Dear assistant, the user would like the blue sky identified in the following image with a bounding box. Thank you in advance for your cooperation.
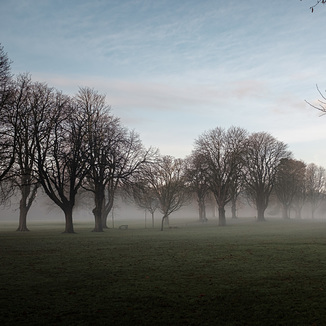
[1,0,326,166]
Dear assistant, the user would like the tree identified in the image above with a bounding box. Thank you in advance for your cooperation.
[243,132,291,221]
[7,74,40,231]
[185,152,210,222]
[194,126,248,226]
[76,87,118,232]
[274,158,306,219]
[34,90,88,233]
[141,155,189,231]
[305,163,326,218]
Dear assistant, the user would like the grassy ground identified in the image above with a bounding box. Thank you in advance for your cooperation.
[1,219,326,325]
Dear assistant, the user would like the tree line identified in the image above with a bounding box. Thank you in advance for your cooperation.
[1,44,325,232]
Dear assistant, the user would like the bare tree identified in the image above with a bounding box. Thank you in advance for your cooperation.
[6,74,41,231]
[75,87,117,232]
[305,163,326,218]
[141,155,189,231]
[243,132,291,221]
[194,126,248,226]
[34,90,88,233]
[274,158,306,219]
[185,152,210,222]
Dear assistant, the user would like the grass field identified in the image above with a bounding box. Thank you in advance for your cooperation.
[1,218,326,325]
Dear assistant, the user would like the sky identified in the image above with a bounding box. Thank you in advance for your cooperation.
[1,0,326,166]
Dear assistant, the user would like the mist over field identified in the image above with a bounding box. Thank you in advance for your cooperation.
[2,190,326,230]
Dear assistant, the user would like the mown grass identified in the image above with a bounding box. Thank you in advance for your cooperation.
[1,219,326,325]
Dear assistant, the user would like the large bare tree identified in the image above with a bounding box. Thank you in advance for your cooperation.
[76,87,117,232]
[194,126,248,226]
[77,87,152,231]
[34,90,88,233]
[243,132,291,221]
[6,74,41,231]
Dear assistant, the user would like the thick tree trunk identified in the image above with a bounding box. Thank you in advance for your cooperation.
[16,182,38,232]
[92,186,105,232]
[93,207,104,232]
[102,195,114,229]
[17,203,29,231]
[160,214,168,231]
[63,206,75,233]
[257,205,266,222]
[231,197,237,219]
[218,206,226,226]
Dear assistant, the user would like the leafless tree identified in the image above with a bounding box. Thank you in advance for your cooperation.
[76,87,117,232]
[5,74,41,231]
[34,90,88,233]
[76,87,153,231]
[243,132,291,221]
[305,163,326,218]
[274,158,306,219]
[185,152,210,222]
[194,126,248,226]
[141,155,189,231]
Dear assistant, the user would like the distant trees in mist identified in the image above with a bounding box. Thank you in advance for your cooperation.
[2,43,326,232]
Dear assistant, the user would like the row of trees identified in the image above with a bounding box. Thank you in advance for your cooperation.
[1,44,326,232]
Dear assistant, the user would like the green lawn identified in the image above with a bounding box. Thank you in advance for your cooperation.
[1,219,326,325]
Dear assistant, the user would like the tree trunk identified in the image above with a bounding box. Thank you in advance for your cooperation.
[93,207,104,232]
[17,201,29,231]
[231,197,237,219]
[257,204,266,222]
[102,194,114,229]
[161,214,168,231]
[92,185,104,232]
[16,182,38,232]
[282,204,290,219]
[63,206,75,233]
[218,206,226,226]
